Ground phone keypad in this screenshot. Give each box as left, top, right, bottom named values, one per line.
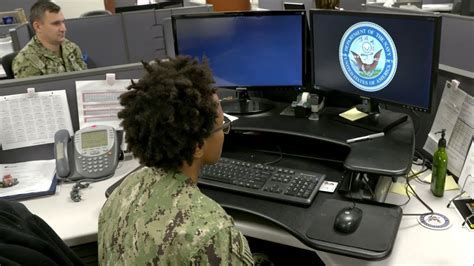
left=78, top=154, right=111, bottom=174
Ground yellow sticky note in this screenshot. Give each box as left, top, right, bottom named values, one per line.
left=339, top=107, right=368, bottom=122
left=390, top=182, right=416, bottom=196
left=424, top=175, right=459, bottom=191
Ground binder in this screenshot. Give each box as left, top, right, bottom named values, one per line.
left=1, top=176, right=57, bottom=201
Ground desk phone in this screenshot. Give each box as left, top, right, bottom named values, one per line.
left=54, top=125, right=119, bottom=180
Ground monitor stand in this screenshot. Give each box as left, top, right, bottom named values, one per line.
left=221, top=88, right=273, bottom=115
left=338, top=172, right=395, bottom=203
left=333, top=97, right=408, bottom=132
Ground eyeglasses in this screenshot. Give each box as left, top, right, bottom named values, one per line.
left=211, top=117, right=232, bottom=135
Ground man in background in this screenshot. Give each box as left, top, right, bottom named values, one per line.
left=13, top=1, right=86, bottom=78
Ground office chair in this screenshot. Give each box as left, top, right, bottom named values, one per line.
left=79, top=10, right=112, bottom=17
left=1, top=51, right=18, bottom=79
left=0, top=199, right=83, bottom=264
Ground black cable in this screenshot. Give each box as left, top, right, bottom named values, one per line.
left=361, top=173, right=375, bottom=199
left=402, top=175, right=434, bottom=216
left=410, top=169, right=431, bottom=184
left=262, top=146, right=283, bottom=165
left=412, top=150, right=425, bottom=166
left=410, top=109, right=421, bottom=135
left=348, top=172, right=356, bottom=209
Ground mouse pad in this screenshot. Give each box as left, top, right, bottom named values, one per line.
left=306, top=199, right=402, bottom=252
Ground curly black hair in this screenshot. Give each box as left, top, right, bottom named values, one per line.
left=118, top=56, right=217, bottom=171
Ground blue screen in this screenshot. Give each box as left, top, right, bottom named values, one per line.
left=311, top=11, right=439, bottom=112
left=173, top=14, right=303, bottom=87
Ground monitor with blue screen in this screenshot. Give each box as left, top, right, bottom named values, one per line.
left=311, top=10, right=441, bottom=131
left=172, top=11, right=305, bottom=114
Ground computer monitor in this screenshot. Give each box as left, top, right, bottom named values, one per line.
left=311, top=10, right=441, bottom=131
left=172, top=11, right=305, bottom=114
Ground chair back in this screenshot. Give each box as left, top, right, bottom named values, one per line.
left=1, top=51, right=18, bottom=79
left=80, top=10, right=112, bottom=17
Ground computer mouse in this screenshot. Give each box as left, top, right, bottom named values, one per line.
left=333, top=206, right=363, bottom=234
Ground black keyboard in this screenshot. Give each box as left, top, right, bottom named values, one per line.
left=199, top=157, right=325, bottom=206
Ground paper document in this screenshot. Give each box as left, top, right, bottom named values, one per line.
left=424, top=80, right=474, bottom=177
left=0, top=160, right=56, bottom=199
left=458, top=139, right=474, bottom=197
left=0, top=90, right=73, bottom=150
left=76, top=80, right=132, bottom=129
left=390, top=182, right=415, bottom=196
left=423, top=174, right=459, bottom=191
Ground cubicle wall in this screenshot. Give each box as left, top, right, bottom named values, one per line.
left=0, top=63, right=145, bottom=163
left=9, top=23, right=32, bottom=52
left=258, top=0, right=366, bottom=11
left=1, top=0, right=106, bottom=19
left=8, top=5, right=213, bottom=69
left=66, top=15, right=130, bottom=68
left=362, top=3, right=431, bottom=14
left=0, top=24, right=17, bottom=37
left=115, top=0, right=137, bottom=8
left=439, top=14, right=474, bottom=75
left=121, top=9, right=163, bottom=63
left=363, top=4, right=474, bottom=76
left=0, top=0, right=36, bottom=18
left=122, top=5, right=213, bottom=63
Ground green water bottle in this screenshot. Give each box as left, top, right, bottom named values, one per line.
left=431, top=129, right=448, bottom=197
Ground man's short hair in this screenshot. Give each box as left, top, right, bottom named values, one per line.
left=29, top=0, right=61, bottom=26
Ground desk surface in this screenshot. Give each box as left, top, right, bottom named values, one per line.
left=13, top=107, right=469, bottom=263
left=20, top=160, right=140, bottom=246
left=19, top=160, right=473, bottom=264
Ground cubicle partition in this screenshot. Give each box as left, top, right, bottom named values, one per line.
left=7, top=4, right=213, bottom=68
left=9, top=23, right=32, bottom=52
left=0, top=24, right=17, bottom=37
left=0, top=63, right=145, bottom=163
left=66, top=15, right=130, bottom=68
left=0, top=0, right=37, bottom=18
left=363, top=4, right=474, bottom=75
left=259, top=0, right=366, bottom=11
left=121, top=9, right=162, bottom=63
left=122, top=5, right=213, bottom=63
left=439, top=14, right=474, bottom=75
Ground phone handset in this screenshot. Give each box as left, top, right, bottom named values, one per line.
left=54, top=129, right=72, bottom=178
left=54, top=125, right=119, bottom=180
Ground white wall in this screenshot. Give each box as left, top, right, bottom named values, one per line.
left=54, top=0, right=105, bottom=19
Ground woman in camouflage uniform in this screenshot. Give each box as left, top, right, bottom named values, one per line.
left=98, top=57, right=254, bottom=265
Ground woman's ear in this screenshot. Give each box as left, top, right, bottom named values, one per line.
left=193, top=142, right=205, bottom=159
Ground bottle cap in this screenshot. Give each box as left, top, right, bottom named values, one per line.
left=436, top=129, right=446, bottom=148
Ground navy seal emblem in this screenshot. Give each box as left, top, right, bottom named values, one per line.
left=339, top=22, right=397, bottom=92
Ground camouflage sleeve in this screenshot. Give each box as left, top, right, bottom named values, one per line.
left=190, top=227, right=254, bottom=266
left=12, top=53, right=42, bottom=78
